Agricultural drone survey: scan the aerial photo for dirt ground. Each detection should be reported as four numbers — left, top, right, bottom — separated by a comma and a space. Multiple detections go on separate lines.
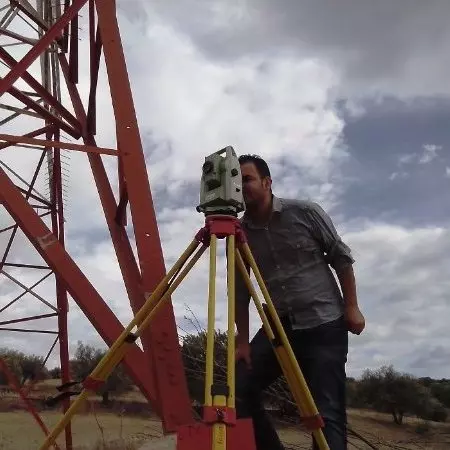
1, 380, 449, 450
0, 408, 450, 450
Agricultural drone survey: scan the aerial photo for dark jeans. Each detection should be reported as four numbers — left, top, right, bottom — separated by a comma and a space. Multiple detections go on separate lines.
235, 315, 348, 450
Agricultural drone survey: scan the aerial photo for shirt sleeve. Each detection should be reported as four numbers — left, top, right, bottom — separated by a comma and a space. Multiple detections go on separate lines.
305, 202, 355, 271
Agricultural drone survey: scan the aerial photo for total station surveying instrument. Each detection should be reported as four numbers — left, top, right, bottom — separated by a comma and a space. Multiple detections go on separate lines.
39, 146, 330, 450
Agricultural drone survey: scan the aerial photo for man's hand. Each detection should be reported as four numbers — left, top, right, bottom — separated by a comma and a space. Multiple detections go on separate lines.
345, 305, 365, 335
236, 341, 252, 369
336, 265, 365, 335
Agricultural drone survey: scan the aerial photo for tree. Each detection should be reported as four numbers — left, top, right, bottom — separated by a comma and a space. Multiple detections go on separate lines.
49, 367, 61, 379
358, 365, 440, 425
181, 330, 228, 404
346, 377, 366, 409
19, 354, 48, 384
180, 329, 300, 418
71, 341, 133, 405
430, 381, 450, 409
0, 348, 49, 385
419, 376, 434, 388
0, 348, 21, 384
265, 376, 297, 418
421, 396, 448, 422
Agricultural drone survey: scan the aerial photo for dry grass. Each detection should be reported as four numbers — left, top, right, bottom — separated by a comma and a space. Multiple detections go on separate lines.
1, 408, 450, 450
0, 410, 163, 450
77, 440, 141, 450
1, 380, 450, 450
346, 409, 450, 450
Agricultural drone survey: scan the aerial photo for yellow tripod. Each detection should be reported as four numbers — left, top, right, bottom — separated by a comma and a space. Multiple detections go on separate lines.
39, 214, 329, 450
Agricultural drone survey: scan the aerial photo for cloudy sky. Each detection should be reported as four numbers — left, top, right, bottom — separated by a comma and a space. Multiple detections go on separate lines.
1, 0, 450, 383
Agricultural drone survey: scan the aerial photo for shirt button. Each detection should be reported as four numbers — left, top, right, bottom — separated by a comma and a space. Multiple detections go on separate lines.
282, 285, 286, 290
276, 264, 281, 270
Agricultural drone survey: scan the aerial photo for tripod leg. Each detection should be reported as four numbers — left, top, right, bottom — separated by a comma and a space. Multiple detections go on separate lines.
205, 234, 217, 408
137, 243, 207, 334
234, 250, 308, 414
39, 239, 204, 450
226, 234, 236, 409
203, 234, 228, 450
94, 241, 207, 387
94, 240, 207, 384
238, 243, 330, 450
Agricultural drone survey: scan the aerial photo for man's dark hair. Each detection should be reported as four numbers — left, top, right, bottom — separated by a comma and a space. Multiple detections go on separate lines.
238, 154, 271, 178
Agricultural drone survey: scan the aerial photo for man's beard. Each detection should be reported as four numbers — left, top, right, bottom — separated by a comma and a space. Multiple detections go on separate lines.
243, 198, 258, 211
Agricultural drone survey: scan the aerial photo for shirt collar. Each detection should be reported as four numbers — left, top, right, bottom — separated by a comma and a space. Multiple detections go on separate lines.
272, 195, 283, 213
242, 194, 283, 227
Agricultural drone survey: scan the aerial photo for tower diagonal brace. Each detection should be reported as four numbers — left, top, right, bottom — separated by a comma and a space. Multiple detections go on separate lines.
93, 0, 193, 431
0, 0, 194, 434
0, 167, 156, 405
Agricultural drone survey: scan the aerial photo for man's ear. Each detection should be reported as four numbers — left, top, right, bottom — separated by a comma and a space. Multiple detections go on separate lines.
263, 177, 272, 191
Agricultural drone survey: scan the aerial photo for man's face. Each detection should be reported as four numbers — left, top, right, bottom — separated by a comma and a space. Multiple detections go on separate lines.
240, 162, 271, 207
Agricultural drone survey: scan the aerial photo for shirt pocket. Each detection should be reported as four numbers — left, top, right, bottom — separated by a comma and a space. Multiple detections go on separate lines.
293, 236, 317, 252
280, 236, 321, 267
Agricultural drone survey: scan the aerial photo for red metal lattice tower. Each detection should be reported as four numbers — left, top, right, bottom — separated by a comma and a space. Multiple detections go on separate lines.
0, 1, 193, 448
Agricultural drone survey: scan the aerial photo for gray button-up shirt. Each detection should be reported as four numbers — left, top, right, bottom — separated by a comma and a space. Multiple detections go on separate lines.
236, 195, 354, 330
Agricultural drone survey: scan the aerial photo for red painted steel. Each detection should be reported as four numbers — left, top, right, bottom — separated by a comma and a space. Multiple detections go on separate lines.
176, 419, 256, 450
0, 47, 81, 130
94, 0, 193, 431
9, 0, 49, 31
0, 0, 193, 443
0, 27, 38, 45
50, 126, 72, 449
0, 166, 154, 396
58, 53, 159, 409
0, 126, 54, 150
0, 358, 60, 450
0, 0, 88, 96
0, 134, 117, 155
0, 313, 58, 326
87, 0, 100, 134
6, 84, 79, 138
1, 149, 47, 270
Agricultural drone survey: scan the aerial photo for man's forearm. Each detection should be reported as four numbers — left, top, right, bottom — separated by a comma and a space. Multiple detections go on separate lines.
336, 265, 359, 307
235, 301, 250, 344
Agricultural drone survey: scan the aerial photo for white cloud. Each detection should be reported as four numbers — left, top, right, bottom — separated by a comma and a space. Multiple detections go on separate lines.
0, 1, 448, 389
4, 204, 449, 384
139, 0, 450, 101
395, 144, 442, 170
419, 143, 441, 164
115, 7, 346, 195
398, 153, 415, 166
343, 223, 450, 378
389, 171, 408, 181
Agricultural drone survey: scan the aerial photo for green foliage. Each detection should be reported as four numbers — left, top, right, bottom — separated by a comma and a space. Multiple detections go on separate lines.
180, 330, 228, 404
357, 365, 447, 424
347, 377, 367, 409
180, 330, 301, 416
70, 341, 133, 404
179, 332, 449, 424
358, 365, 422, 424
0, 348, 49, 385
49, 367, 61, 379
1, 332, 449, 427
420, 397, 448, 422
429, 380, 450, 409
264, 377, 297, 417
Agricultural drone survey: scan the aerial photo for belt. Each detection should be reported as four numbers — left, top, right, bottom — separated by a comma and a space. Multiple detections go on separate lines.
262, 303, 293, 332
